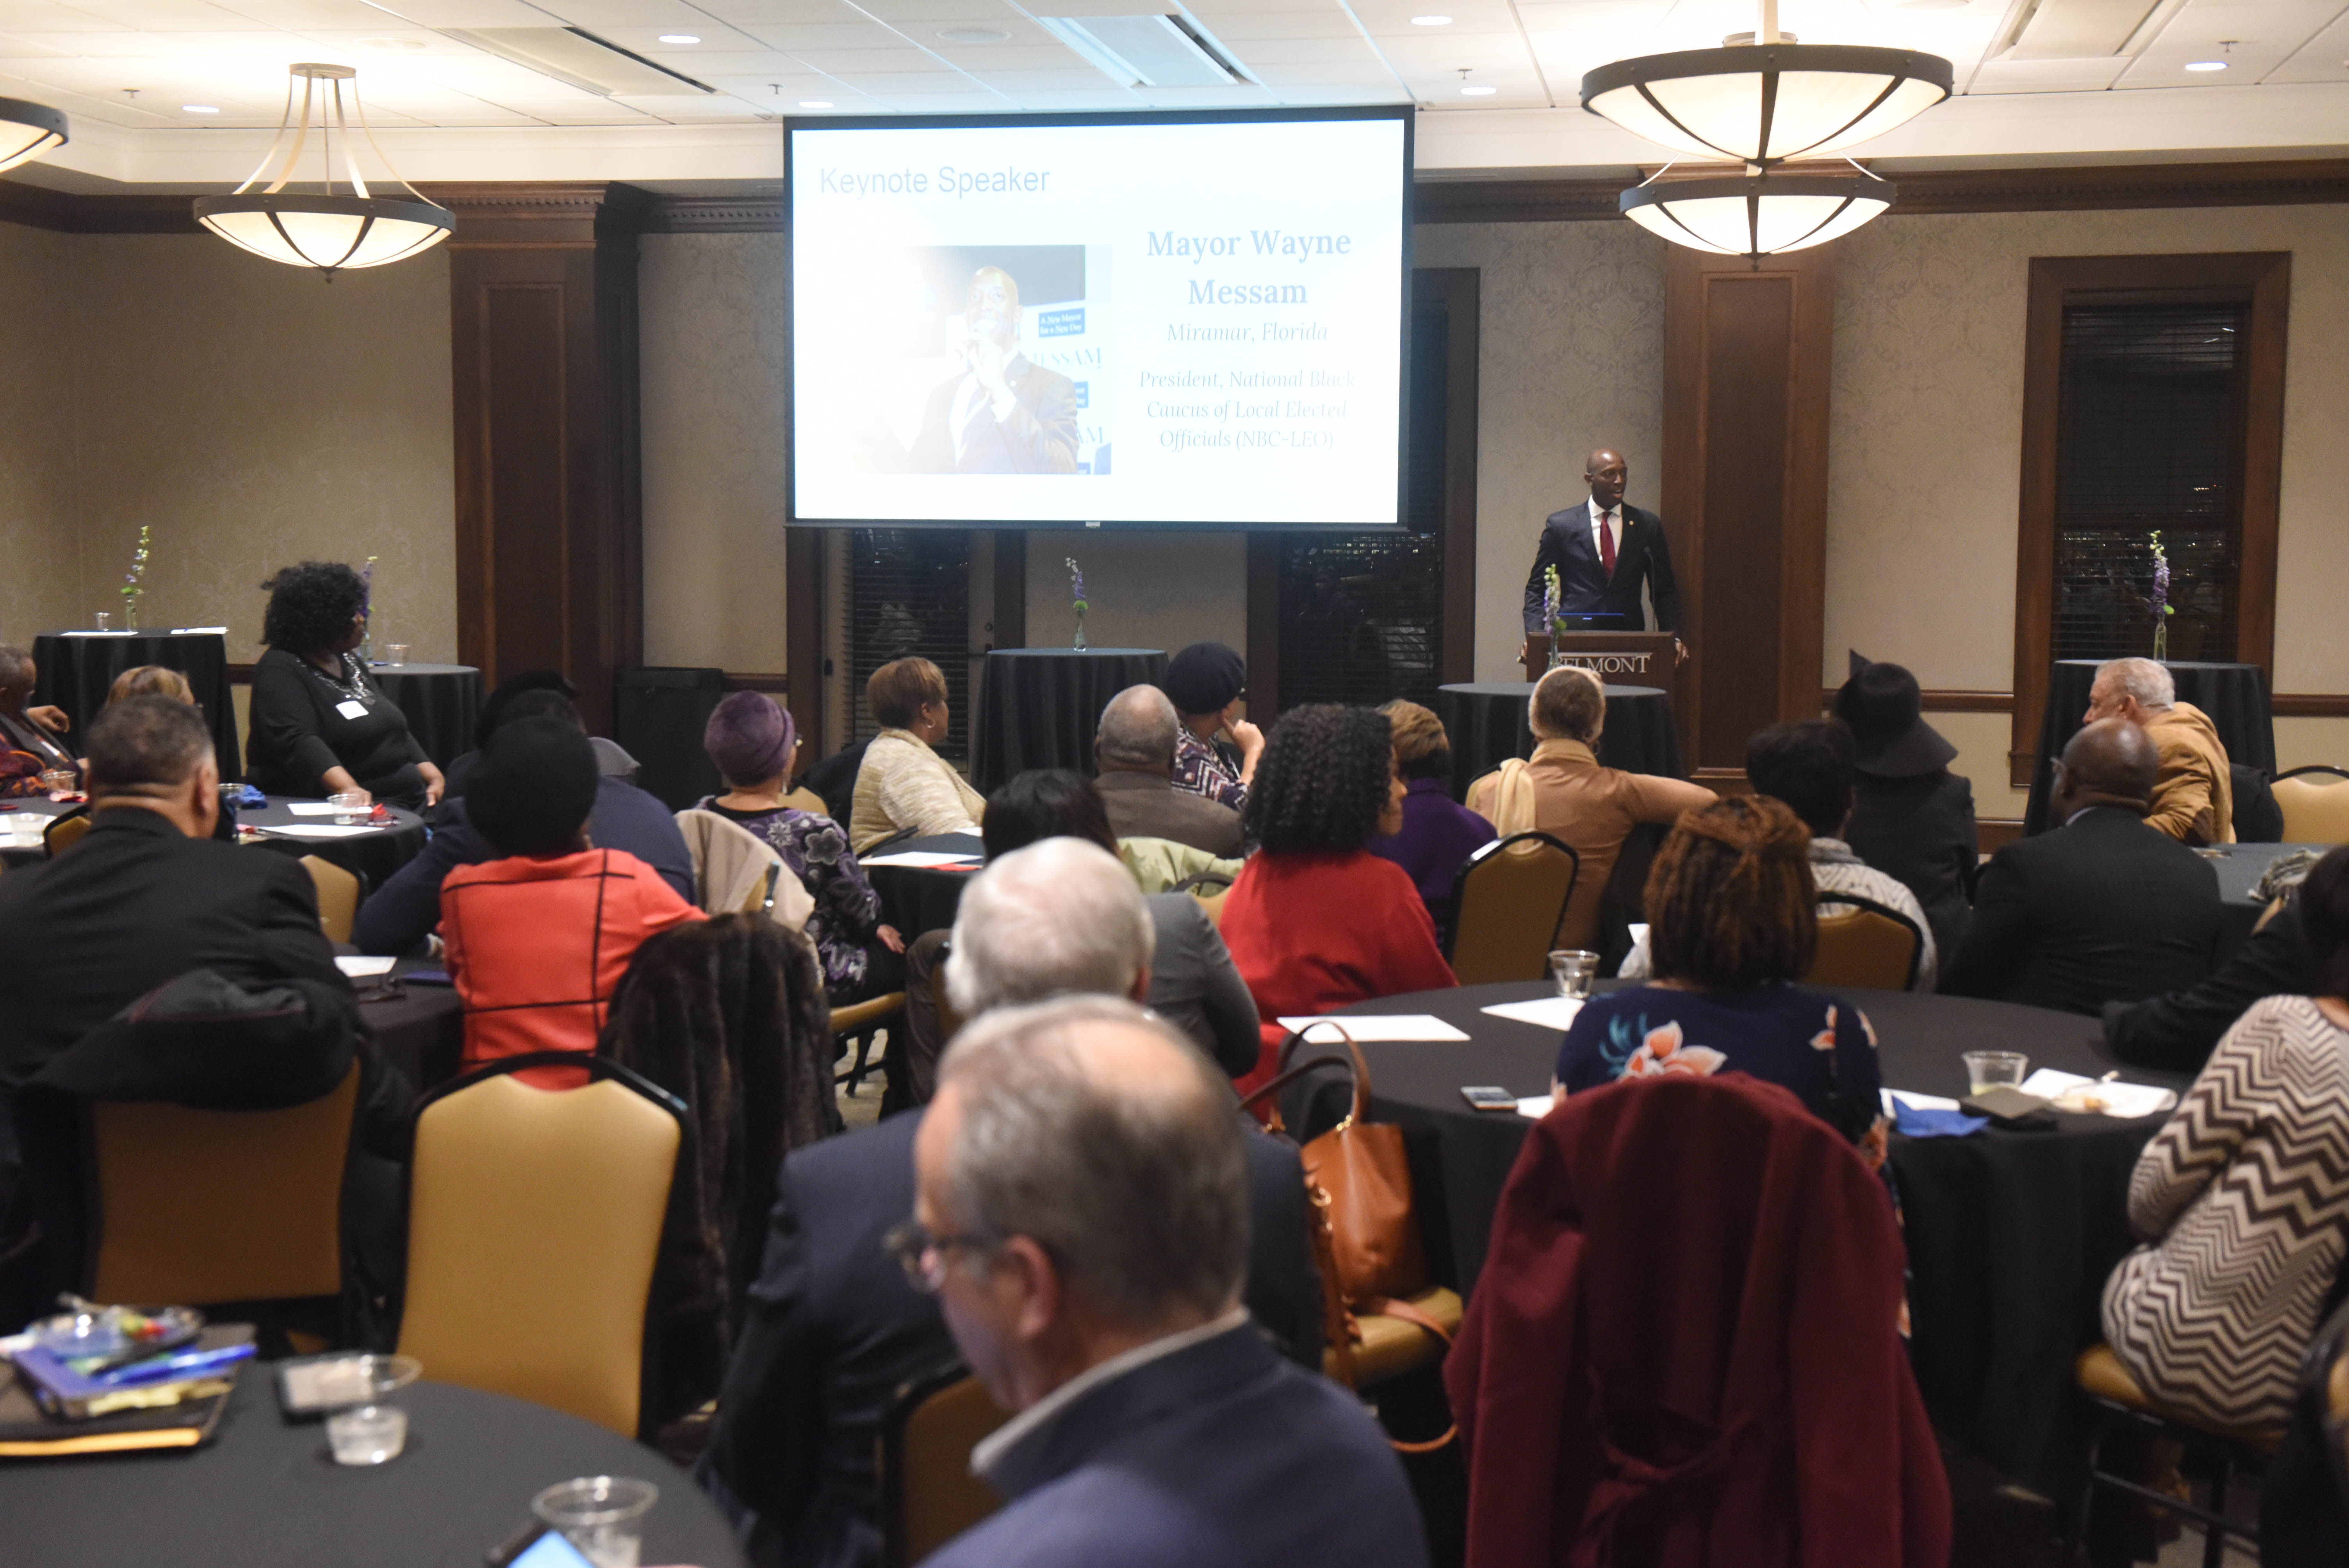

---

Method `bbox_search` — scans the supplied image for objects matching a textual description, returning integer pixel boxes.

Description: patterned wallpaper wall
[0,223,84,649]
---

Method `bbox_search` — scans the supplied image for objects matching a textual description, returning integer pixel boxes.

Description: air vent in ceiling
[440,27,716,96]
[1038,14,1246,87]
[1998,0,2163,59]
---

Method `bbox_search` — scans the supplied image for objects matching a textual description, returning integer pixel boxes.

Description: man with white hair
[1092,685,1244,856]
[910,996,1426,1568]
[945,836,1157,1018]
[2084,656,2234,845]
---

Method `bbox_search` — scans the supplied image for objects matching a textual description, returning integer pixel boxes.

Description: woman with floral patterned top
[1553,795,1886,1163]
[699,691,904,1005]
[1161,641,1264,814]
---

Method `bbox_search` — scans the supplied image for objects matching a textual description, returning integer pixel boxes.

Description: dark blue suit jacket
[697,1110,1326,1568]
[1520,499,1681,634]
[907,355,1080,475]
[929,1322,1426,1568]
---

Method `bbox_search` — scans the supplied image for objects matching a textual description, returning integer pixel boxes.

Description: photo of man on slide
[862,264,1081,475]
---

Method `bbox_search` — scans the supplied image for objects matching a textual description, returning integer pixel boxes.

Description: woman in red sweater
[1219,704,1458,1093]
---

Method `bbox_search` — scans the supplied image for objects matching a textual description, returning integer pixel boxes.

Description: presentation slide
[787,110,1410,528]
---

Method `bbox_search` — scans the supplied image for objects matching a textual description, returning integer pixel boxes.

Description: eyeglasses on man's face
[884,1219,998,1294]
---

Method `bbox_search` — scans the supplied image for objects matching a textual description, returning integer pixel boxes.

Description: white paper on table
[285,802,342,816]
[1882,1089,1964,1115]
[1278,1014,1472,1043]
[171,626,228,635]
[1515,1095,1556,1120]
[1479,996,1585,1032]
[859,851,982,868]
[2019,1068,2178,1119]
[61,630,133,636]
[257,824,378,839]
[335,955,397,978]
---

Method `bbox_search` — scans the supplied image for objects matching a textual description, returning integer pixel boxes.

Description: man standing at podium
[1521,447,1685,661]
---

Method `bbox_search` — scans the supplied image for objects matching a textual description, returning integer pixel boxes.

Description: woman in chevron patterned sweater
[2101,844,2349,1433]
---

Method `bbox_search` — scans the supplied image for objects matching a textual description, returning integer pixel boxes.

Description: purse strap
[1236,1024,1372,1135]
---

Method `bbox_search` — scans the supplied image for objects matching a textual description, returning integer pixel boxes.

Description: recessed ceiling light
[182,103,219,114]
[1412,14,1453,24]
[799,100,834,108]
[1460,84,1497,94]
[361,37,425,50]
[2184,59,2228,70]
[659,33,699,44]
[937,27,1011,43]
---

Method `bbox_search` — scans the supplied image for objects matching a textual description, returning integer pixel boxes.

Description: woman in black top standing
[245,562,443,809]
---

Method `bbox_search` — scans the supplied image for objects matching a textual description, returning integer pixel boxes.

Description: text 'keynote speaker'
[1520,447,1688,665]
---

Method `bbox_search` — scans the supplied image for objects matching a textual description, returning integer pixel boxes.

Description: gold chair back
[89,1062,358,1306]
[781,786,829,816]
[44,813,90,857]
[1805,897,1923,991]
[299,854,362,944]
[2274,769,2349,844]
[398,1071,680,1436]
[1447,832,1579,985]
[882,1371,1010,1567]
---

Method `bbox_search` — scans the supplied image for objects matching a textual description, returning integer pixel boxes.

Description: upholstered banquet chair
[1446,830,1578,985]
[2274,766,2349,845]
[1805,894,1926,992]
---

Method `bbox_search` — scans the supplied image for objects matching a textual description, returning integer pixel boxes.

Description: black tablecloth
[1319,981,2192,1492]
[1,1376,744,1568]
[2204,840,2331,958]
[0,796,75,868]
[33,631,240,777]
[2025,660,2276,834]
[360,957,466,1090]
[970,648,1168,793]
[1436,682,1682,800]
[864,833,984,940]
[368,664,482,770]
[237,796,428,893]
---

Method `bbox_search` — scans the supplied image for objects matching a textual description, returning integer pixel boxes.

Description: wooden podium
[1523,631,1681,704]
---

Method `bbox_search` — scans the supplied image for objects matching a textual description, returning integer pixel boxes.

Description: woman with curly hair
[1552,795,1886,1159]
[245,561,443,808]
[1218,704,1456,1092]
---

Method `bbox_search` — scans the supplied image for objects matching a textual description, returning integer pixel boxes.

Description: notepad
[1276,1014,1470,1043]
[2019,1069,2178,1119]
[1515,1095,1555,1120]
[170,627,228,635]
[860,851,982,869]
[1479,997,1585,1032]
[1881,1090,1963,1114]
[284,802,342,816]
[335,956,397,978]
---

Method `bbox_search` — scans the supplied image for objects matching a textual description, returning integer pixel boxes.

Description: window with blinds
[846,528,972,760]
[1273,304,1449,709]
[2051,302,2248,665]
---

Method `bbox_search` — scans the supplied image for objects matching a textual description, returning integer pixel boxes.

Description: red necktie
[1598,510,1617,577]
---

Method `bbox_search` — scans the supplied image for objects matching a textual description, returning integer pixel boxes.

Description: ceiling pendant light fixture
[1619,166,1894,262]
[0,94,69,173]
[193,63,451,280]
[1581,0,1950,167]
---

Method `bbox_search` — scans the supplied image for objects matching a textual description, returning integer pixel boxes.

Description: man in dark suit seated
[881,265,1078,475]
[1093,685,1243,858]
[1520,446,1685,661]
[1942,718,2221,1016]
[0,697,360,1217]
[698,846,1322,1568]
[911,996,1425,1568]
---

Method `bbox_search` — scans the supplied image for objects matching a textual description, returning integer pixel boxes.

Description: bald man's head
[1584,448,1627,510]
[2055,717,2159,820]
[1096,683,1180,774]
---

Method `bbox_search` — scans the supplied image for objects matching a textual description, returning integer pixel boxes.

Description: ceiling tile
[1182,9,1366,41]
[2267,7,2349,80]
[1962,54,2128,90]
[0,0,140,28]
[44,0,266,28]
[828,65,987,89]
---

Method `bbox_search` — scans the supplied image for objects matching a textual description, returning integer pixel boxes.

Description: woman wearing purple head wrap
[697,691,905,1003]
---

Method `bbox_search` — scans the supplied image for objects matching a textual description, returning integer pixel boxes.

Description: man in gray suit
[1094,686,1244,858]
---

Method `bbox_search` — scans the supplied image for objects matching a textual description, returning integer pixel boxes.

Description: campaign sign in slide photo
[789,110,1409,529]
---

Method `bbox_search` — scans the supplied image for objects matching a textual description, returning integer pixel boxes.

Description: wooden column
[435,183,649,738]
[1660,242,1836,780]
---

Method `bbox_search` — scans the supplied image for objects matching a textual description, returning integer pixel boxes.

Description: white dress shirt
[1587,496,1621,568]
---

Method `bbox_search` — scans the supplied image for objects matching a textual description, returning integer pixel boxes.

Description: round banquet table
[2204,840,2332,958]
[863,832,984,940]
[0,1376,745,1568]
[367,663,483,770]
[358,957,467,1090]
[1308,981,2193,1495]
[0,796,76,868]
[969,647,1168,793]
[33,629,240,777]
[2024,659,2276,834]
[236,796,428,892]
[1435,682,1682,800]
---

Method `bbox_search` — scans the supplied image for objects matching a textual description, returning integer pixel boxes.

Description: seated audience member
[699,953,1323,1568]
[1745,718,1938,991]
[695,690,904,1005]
[909,998,1424,1568]
[1368,699,1496,937]
[1117,834,1244,896]
[2105,897,2318,1071]
[2086,656,2234,845]
[1220,705,1456,1092]
[1093,684,1244,856]
[1160,641,1262,814]
[438,670,639,805]
[105,665,194,706]
[440,719,704,1086]
[897,774,1260,1100]
[1554,796,1886,1161]
[245,561,445,809]
[1467,666,1715,953]
[353,691,693,955]
[2101,845,2349,1434]
[1941,719,2221,1016]
[0,643,80,794]
[1835,657,1978,961]
[0,697,357,1209]
[849,656,986,851]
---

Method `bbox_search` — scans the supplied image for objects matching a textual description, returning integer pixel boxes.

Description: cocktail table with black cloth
[969,647,1168,793]
[0,1375,746,1568]
[862,832,984,939]
[33,630,240,776]
[1435,682,1682,800]
[368,664,483,770]
[2025,659,2276,834]
[1301,981,2192,1494]
[237,797,428,893]
[2203,840,2334,959]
